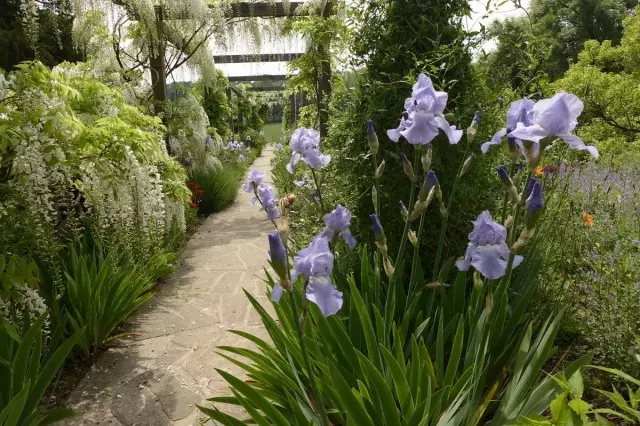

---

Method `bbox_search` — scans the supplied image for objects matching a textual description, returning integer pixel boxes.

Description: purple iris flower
[268,232,288,283]
[243,169,264,193]
[237,142,245,151]
[481,98,535,154]
[227,141,237,151]
[238,154,245,163]
[274,143,283,151]
[320,204,357,250]
[508,93,599,158]
[387,73,462,145]
[524,177,537,199]
[306,275,343,317]
[286,128,331,174]
[256,184,281,220]
[456,211,523,279]
[291,236,334,282]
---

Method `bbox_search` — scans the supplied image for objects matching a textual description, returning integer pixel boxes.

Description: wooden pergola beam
[228,74,289,82]
[225,1,304,18]
[213,53,303,64]
[245,86,286,92]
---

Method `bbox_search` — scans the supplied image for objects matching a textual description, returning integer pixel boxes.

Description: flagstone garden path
[63,147,276,425]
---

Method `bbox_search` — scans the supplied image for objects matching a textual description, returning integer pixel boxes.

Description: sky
[170,0,529,82]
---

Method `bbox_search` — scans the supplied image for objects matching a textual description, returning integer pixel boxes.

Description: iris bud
[401,153,417,183]
[408,230,418,247]
[467,110,481,141]
[268,232,289,289]
[367,119,379,155]
[496,166,521,203]
[370,213,388,256]
[459,154,474,177]
[421,144,432,173]
[399,201,409,222]
[418,171,438,202]
[525,179,545,228]
[375,159,385,179]
[372,186,378,213]
[383,256,395,280]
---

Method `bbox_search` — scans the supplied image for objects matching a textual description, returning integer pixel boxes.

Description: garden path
[62,148,277,425]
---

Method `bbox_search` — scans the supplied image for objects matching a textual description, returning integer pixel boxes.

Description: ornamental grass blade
[348,276,383,370]
[380,345,414,415]
[331,368,374,426]
[358,354,402,426]
[215,368,290,426]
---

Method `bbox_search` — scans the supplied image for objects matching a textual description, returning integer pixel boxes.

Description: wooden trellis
[145,0,332,135]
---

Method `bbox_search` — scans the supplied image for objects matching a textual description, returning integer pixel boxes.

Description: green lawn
[263,122,283,144]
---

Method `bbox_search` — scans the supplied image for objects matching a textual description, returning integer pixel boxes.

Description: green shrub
[190,166,242,215]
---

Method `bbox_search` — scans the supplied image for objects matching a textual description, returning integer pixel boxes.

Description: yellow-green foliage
[555,8,640,164]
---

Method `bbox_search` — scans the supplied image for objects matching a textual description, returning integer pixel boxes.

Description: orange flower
[533,165,544,176]
[581,211,594,227]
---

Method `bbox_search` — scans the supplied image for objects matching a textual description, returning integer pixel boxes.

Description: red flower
[189,199,196,208]
[187,181,197,188]
[196,189,205,195]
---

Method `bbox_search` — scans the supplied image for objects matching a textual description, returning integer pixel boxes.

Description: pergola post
[317,0,332,139]
[149,5,168,114]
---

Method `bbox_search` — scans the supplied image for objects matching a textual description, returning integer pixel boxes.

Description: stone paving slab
[61,148,276,425]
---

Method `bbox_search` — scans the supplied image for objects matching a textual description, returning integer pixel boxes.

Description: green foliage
[59,243,174,358]
[198,71,232,141]
[481,0,636,90]
[200,251,592,425]
[534,165,640,380]
[231,85,268,137]
[0,314,82,425]
[554,8,640,164]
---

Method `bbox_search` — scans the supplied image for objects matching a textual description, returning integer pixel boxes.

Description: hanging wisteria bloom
[481,98,535,154]
[254,184,281,220]
[509,93,599,158]
[291,236,334,282]
[286,128,331,174]
[320,204,357,250]
[456,211,523,279]
[242,169,264,193]
[306,275,343,317]
[387,73,463,145]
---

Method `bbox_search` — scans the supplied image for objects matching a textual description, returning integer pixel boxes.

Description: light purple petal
[456,258,470,271]
[470,244,509,280]
[287,152,302,174]
[509,123,549,143]
[534,95,574,135]
[401,112,439,144]
[271,282,284,302]
[434,116,463,145]
[506,99,536,130]
[306,276,343,317]
[340,230,357,250]
[481,128,508,153]
[560,134,599,159]
[387,126,403,143]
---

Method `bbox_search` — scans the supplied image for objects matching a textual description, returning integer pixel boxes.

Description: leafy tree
[0,0,80,71]
[482,0,637,90]
[555,7,640,163]
[198,71,232,141]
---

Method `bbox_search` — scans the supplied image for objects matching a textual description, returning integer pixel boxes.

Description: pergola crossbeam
[228,74,289,82]
[213,53,303,64]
